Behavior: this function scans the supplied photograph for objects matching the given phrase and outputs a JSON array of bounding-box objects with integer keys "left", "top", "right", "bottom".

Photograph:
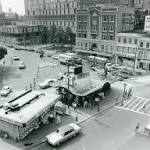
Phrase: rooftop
[
  {"left": 0, "top": 91, "right": 60, "bottom": 126},
  {"left": 117, "top": 32, "right": 150, "bottom": 39}
]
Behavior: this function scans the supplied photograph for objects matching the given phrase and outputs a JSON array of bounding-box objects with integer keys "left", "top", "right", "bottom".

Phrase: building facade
[
  {"left": 75, "top": 4, "right": 134, "bottom": 60},
  {"left": 78, "top": 0, "right": 135, "bottom": 9},
  {"left": 0, "top": 24, "right": 46, "bottom": 45},
  {"left": 24, "top": 0, "right": 77, "bottom": 32},
  {"left": 0, "top": 90, "right": 60, "bottom": 140},
  {"left": 116, "top": 33, "right": 150, "bottom": 72}
]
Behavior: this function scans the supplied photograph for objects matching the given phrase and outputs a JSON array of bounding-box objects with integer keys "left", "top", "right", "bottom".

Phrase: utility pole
[{"left": 67, "top": 61, "right": 70, "bottom": 91}]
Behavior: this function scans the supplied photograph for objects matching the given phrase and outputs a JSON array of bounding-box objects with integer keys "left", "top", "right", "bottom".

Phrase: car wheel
[
  {"left": 73, "top": 133, "right": 76, "bottom": 137},
  {"left": 56, "top": 142, "right": 60, "bottom": 146}
]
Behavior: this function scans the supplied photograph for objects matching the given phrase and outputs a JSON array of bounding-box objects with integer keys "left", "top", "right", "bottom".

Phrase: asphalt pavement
[{"left": 1, "top": 47, "right": 150, "bottom": 150}]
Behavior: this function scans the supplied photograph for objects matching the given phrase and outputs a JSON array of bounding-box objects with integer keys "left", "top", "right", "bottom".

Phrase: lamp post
[
  {"left": 67, "top": 60, "right": 70, "bottom": 91},
  {"left": 123, "top": 83, "right": 127, "bottom": 98}
]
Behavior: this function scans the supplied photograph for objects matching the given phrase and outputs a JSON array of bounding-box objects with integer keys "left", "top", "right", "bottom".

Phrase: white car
[
  {"left": 0, "top": 86, "right": 12, "bottom": 97},
  {"left": 13, "top": 56, "right": 20, "bottom": 61},
  {"left": 39, "top": 79, "right": 57, "bottom": 89},
  {"left": 46, "top": 123, "right": 81, "bottom": 146},
  {"left": 18, "top": 61, "right": 26, "bottom": 69},
  {"left": 52, "top": 55, "right": 59, "bottom": 60}
]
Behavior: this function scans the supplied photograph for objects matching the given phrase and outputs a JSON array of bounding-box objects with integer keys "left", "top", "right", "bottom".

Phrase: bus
[{"left": 59, "top": 53, "right": 82, "bottom": 65}]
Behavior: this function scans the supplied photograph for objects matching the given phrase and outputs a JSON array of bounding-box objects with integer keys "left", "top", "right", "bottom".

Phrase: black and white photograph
[{"left": 0, "top": 0, "right": 150, "bottom": 150}]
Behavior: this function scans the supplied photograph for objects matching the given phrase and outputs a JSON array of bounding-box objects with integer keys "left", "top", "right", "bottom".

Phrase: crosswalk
[{"left": 116, "top": 96, "right": 150, "bottom": 116}]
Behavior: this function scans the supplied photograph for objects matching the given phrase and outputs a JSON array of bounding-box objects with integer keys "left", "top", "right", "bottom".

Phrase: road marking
[{"left": 116, "top": 96, "right": 150, "bottom": 116}]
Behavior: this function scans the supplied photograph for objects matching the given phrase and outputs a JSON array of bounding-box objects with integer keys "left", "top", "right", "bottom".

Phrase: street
[
  {"left": 31, "top": 108, "right": 150, "bottom": 150},
  {"left": 1, "top": 48, "right": 150, "bottom": 150}
]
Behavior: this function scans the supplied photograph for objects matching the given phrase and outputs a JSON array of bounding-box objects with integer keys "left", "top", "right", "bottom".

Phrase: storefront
[{"left": 0, "top": 91, "right": 60, "bottom": 140}]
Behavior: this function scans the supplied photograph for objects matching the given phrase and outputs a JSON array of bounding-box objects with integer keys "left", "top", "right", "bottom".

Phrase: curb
[{"left": 77, "top": 102, "right": 117, "bottom": 125}]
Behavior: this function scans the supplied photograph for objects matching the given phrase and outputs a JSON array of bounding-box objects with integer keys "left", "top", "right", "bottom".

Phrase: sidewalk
[{"left": 65, "top": 106, "right": 91, "bottom": 124}]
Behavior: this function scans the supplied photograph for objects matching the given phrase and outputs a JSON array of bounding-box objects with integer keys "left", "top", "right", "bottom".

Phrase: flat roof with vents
[{"left": 0, "top": 91, "right": 60, "bottom": 126}]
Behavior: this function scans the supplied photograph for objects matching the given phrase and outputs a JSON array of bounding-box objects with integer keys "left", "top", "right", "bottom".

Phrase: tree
[
  {"left": 49, "top": 24, "right": 57, "bottom": 43},
  {"left": 134, "top": 9, "right": 145, "bottom": 30},
  {"left": 55, "top": 27, "right": 66, "bottom": 48},
  {"left": 40, "top": 27, "right": 49, "bottom": 44},
  {"left": 66, "top": 27, "right": 76, "bottom": 50},
  {"left": 0, "top": 47, "right": 7, "bottom": 60}
]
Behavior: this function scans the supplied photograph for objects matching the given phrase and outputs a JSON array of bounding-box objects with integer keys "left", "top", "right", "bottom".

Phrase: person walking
[
  {"left": 135, "top": 122, "right": 140, "bottom": 133},
  {"left": 56, "top": 115, "right": 61, "bottom": 125},
  {"left": 73, "top": 103, "right": 77, "bottom": 111}
]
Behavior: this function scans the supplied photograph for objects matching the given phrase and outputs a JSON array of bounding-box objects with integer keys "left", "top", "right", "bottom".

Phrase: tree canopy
[
  {"left": 0, "top": 47, "right": 7, "bottom": 60},
  {"left": 39, "top": 25, "right": 76, "bottom": 48}
]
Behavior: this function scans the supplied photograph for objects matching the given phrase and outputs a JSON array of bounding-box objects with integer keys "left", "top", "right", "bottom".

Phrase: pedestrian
[
  {"left": 73, "top": 103, "right": 77, "bottom": 111},
  {"left": 135, "top": 122, "right": 140, "bottom": 133},
  {"left": 56, "top": 115, "right": 61, "bottom": 125},
  {"left": 142, "top": 104, "right": 146, "bottom": 113},
  {"left": 84, "top": 101, "right": 88, "bottom": 109}
]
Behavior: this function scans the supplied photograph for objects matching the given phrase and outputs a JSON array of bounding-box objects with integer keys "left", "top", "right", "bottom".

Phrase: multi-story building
[
  {"left": 116, "top": 32, "right": 150, "bottom": 72},
  {"left": 75, "top": 4, "right": 135, "bottom": 60},
  {"left": 0, "top": 24, "right": 45, "bottom": 45},
  {"left": 24, "top": 0, "right": 77, "bottom": 32},
  {"left": 78, "top": 0, "right": 135, "bottom": 9}
]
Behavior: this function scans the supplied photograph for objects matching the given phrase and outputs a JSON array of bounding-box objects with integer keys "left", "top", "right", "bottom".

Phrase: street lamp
[
  {"left": 123, "top": 83, "right": 127, "bottom": 98},
  {"left": 67, "top": 60, "right": 70, "bottom": 91}
]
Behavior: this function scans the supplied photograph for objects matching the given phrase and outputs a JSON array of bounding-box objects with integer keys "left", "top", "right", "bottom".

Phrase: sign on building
[{"left": 144, "top": 16, "right": 150, "bottom": 32}]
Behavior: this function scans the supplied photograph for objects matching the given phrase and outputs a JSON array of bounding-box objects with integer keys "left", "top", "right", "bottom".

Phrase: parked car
[
  {"left": 52, "top": 55, "right": 59, "bottom": 60},
  {"left": 18, "top": 61, "right": 26, "bottom": 69},
  {"left": 0, "top": 86, "right": 12, "bottom": 97},
  {"left": 46, "top": 123, "right": 81, "bottom": 146},
  {"left": 13, "top": 56, "right": 20, "bottom": 61},
  {"left": 39, "top": 79, "right": 57, "bottom": 89},
  {"left": 54, "top": 101, "right": 67, "bottom": 115},
  {"left": 57, "top": 73, "right": 66, "bottom": 80}
]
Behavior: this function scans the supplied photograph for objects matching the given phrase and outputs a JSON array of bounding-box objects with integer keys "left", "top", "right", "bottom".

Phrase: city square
[{"left": 1, "top": 0, "right": 150, "bottom": 150}]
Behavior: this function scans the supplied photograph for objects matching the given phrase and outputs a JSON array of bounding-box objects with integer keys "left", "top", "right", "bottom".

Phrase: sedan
[
  {"left": 39, "top": 79, "right": 57, "bottom": 89},
  {"left": 46, "top": 123, "right": 81, "bottom": 146},
  {"left": 0, "top": 86, "right": 12, "bottom": 97},
  {"left": 18, "top": 61, "right": 26, "bottom": 69},
  {"left": 13, "top": 56, "right": 20, "bottom": 61}
]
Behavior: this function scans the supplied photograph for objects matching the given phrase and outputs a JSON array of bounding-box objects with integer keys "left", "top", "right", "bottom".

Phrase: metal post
[
  {"left": 67, "top": 62, "right": 70, "bottom": 91},
  {"left": 123, "top": 83, "right": 127, "bottom": 98}
]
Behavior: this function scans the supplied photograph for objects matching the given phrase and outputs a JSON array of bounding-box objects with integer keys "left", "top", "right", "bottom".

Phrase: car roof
[
  {"left": 57, "top": 125, "right": 74, "bottom": 134},
  {"left": 3, "top": 86, "right": 10, "bottom": 89}
]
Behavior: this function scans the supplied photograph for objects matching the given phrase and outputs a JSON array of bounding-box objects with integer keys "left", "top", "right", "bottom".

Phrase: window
[
  {"left": 85, "top": 43, "right": 87, "bottom": 48},
  {"left": 110, "top": 35, "right": 113, "bottom": 40},
  {"left": 146, "top": 43, "right": 149, "bottom": 48},
  {"left": 101, "top": 45, "right": 104, "bottom": 52},
  {"left": 103, "top": 27, "right": 107, "bottom": 31},
  {"left": 129, "top": 38, "right": 132, "bottom": 44},
  {"left": 118, "top": 37, "right": 121, "bottom": 42},
  {"left": 103, "top": 16, "right": 107, "bottom": 21},
  {"left": 102, "top": 34, "right": 107, "bottom": 40},
  {"left": 123, "top": 38, "right": 127, "bottom": 43},
  {"left": 140, "top": 42, "right": 143, "bottom": 47},
  {"left": 110, "top": 16, "right": 114, "bottom": 21},
  {"left": 109, "top": 26, "right": 113, "bottom": 31},
  {"left": 134, "top": 39, "right": 137, "bottom": 44}
]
